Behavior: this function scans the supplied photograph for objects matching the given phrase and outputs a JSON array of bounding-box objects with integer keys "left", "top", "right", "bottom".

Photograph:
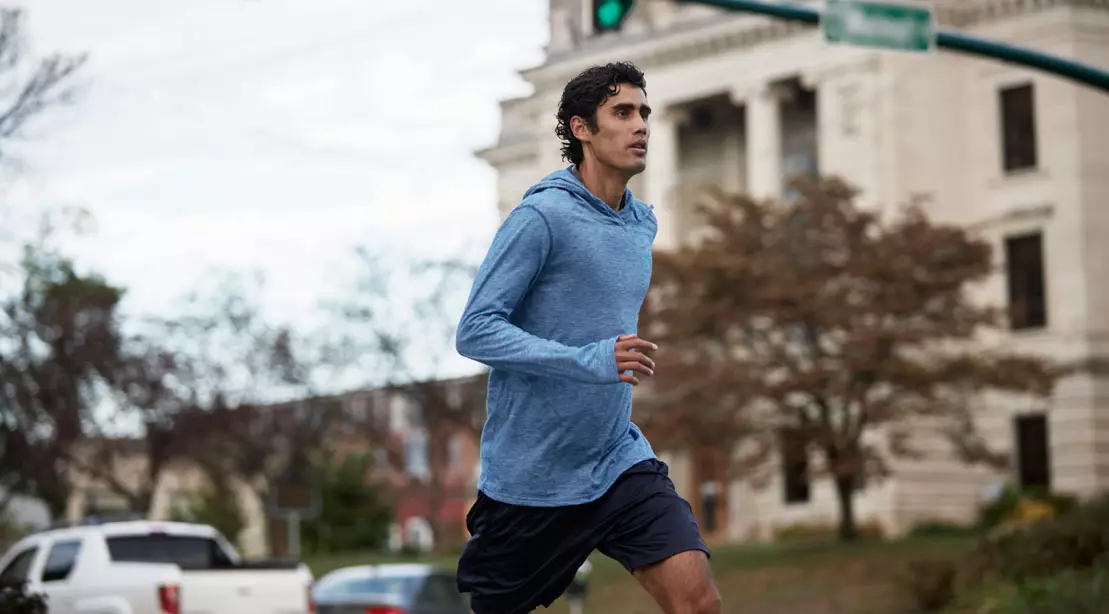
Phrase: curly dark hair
[{"left": 555, "top": 62, "right": 647, "bottom": 165}]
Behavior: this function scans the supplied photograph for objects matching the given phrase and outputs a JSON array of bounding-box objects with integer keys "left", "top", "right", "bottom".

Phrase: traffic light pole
[{"left": 675, "top": 0, "right": 1109, "bottom": 94}]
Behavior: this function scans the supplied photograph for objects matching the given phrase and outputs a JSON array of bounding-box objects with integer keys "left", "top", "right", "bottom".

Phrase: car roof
[{"left": 318, "top": 563, "right": 444, "bottom": 583}]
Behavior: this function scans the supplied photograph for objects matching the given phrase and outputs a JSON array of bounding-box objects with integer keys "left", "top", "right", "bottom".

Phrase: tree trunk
[
  {"left": 128, "top": 492, "right": 153, "bottom": 517},
  {"left": 39, "top": 481, "right": 69, "bottom": 521},
  {"left": 834, "top": 475, "right": 859, "bottom": 542}
]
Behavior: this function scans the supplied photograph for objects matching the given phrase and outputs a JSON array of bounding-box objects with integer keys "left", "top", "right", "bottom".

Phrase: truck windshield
[{"left": 106, "top": 534, "right": 235, "bottom": 570}]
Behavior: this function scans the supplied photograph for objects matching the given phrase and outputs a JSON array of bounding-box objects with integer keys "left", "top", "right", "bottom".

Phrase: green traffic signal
[{"left": 594, "top": 0, "right": 635, "bottom": 31}]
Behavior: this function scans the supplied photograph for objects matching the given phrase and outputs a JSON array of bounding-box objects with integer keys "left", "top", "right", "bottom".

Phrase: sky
[{"left": 10, "top": 0, "right": 548, "bottom": 346}]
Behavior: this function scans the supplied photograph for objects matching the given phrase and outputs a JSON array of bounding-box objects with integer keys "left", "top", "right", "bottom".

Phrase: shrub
[
  {"left": 1006, "top": 563, "right": 1109, "bottom": 614},
  {"left": 186, "top": 477, "right": 247, "bottom": 548},
  {"left": 0, "top": 582, "right": 48, "bottom": 614},
  {"left": 300, "top": 451, "right": 393, "bottom": 555},
  {"left": 977, "top": 485, "right": 1077, "bottom": 532},
  {"left": 931, "top": 493, "right": 1109, "bottom": 613},
  {"left": 0, "top": 514, "right": 34, "bottom": 554},
  {"left": 969, "top": 493, "right": 1109, "bottom": 584},
  {"left": 902, "top": 559, "right": 957, "bottom": 612},
  {"left": 980, "top": 489, "right": 1109, "bottom": 580},
  {"left": 948, "top": 561, "right": 1109, "bottom": 614}
]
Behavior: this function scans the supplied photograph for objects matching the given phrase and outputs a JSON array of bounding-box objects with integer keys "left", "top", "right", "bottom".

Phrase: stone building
[{"left": 477, "top": 0, "right": 1109, "bottom": 541}]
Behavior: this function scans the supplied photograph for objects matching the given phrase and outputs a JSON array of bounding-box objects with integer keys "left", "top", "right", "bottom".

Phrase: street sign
[
  {"left": 268, "top": 462, "right": 320, "bottom": 559},
  {"left": 822, "top": 0, "right": 935, "bottom": 53},
  {"left": 269, "top": 467, "right": 320, "bottom": 517}
]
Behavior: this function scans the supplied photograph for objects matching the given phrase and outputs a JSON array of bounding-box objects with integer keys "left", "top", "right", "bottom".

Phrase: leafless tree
[
  {"left": 335, "top": 248, "right": 485, "bottom": 548},
  {"left": 0, "top": 8, "right": 86, "bottom": 163}
]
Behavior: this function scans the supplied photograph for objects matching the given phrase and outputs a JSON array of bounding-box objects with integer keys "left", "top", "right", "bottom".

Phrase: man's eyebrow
[{"left": 611, "top": 102, "right": 651, "bottom": 115}]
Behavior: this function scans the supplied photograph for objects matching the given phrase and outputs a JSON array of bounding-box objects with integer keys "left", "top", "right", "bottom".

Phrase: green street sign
[{"left": 822, "top": 0, "right": 935, "bottom": 53}]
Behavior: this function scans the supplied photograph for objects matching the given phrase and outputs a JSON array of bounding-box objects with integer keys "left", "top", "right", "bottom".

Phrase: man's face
[{"left": 574, "top": 84, "right": 651, "bottom": 177}]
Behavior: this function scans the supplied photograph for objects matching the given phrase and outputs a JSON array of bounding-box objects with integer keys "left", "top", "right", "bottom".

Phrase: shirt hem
[{"left": 477, "top": 449, "right": 657, "bottom": 507}]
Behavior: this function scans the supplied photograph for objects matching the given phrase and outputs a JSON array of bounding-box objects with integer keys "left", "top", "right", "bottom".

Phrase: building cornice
[
  {"left": 523, "top": 14, "right": 807, "bottom": 91},
  {"left": 476, "top": 136, "right": 538, "bottom": 166},
  {"left": 955, "top": 0, "right": 1109, "bottom": 26},
  {"left": 522, "top": 0, "right": 1107, "bottom": 91},
  {"left": 973, "top": 204, "right": 1054, "bottom": 233},
  {"left": 478, "top": 0, "right": 1106, "bottom": 166}
]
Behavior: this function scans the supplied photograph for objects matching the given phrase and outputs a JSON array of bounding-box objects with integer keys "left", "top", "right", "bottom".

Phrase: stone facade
[{"left": 478, "top": 0, "right": 1109, "bottom": 540}]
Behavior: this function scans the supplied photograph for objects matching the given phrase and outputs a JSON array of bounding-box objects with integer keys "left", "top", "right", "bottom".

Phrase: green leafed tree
[
  {"left": 300, "top": 450, "right": 392, "bottom": 555},
  {"left": 175, "top": 475, "right": 247, "bottom": 548}
]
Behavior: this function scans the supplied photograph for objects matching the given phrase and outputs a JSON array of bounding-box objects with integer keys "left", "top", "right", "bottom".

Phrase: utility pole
[{"left": 591, "top": 0, "right": 1109, "bottom": 93}]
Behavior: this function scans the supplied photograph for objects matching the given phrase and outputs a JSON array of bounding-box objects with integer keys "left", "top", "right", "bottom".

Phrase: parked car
[
  {"left": 0, "top": 518, "right": 315, "bottom": 614},
  {"left": 312, "top": 563, "right": 469, "bottom": 614}
]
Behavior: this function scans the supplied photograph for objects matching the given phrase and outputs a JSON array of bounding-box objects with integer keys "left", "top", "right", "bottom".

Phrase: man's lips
[{"left": 630, "top": 140, "right": 647, "bottom": 153}]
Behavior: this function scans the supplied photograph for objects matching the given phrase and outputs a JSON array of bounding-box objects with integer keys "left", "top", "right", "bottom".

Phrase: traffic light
[{"left": 593, "top": 0, "right": 636, "bottom": 32}]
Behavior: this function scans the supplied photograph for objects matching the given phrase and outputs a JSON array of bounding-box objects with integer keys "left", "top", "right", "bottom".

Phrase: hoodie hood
[{"left": 522, "top": 166, "right": 652, "bottom": 225}]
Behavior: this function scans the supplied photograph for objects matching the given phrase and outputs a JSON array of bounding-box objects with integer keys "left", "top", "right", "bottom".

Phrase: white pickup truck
[{"left": 0, "top": 519, "right": 315, "bottom": 614}]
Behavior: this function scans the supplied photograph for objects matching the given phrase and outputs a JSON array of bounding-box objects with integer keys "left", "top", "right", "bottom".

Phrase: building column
[
  {"left": 645, "top": 107, "right": 683, "bottom": 250},
  {"left": 735, "top": 84, "right": 783, "bottom": 201},
  {"left": 802, "top": 58, "right": 884, "bottom": 209}
]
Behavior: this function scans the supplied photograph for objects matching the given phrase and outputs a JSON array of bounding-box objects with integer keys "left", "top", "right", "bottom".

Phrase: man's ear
[{"left": 570, "top": 115, "right": 593, "bottom": 143}]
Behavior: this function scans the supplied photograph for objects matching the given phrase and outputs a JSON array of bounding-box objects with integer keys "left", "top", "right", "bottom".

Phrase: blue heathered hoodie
[{"left": 455, "top": 166, "right": 658, "bottom": 506}]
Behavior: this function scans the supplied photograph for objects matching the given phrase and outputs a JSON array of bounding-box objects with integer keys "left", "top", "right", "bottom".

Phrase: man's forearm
[{"left": 456, "top": 314, "right": 618, "bottom": 384}]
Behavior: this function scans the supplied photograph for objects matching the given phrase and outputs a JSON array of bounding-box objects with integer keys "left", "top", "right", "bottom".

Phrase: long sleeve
[{"left": 455, "top": 205, "right": 619, "bottom": 384}]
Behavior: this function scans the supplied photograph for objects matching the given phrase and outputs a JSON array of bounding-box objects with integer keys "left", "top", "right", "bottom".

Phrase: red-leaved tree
[{"left": 639, "top": 176, "right": 1065, "bottom": 541}]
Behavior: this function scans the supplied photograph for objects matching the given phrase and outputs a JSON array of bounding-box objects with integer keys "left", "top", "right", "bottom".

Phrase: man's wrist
[{"left": 600, "top": 335, "right": 621, "bottom": 383}]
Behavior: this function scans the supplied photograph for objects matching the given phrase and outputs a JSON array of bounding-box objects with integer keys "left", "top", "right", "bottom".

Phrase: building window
[
  {"left": 780, "top": 84, "right": 818, "bottom": 200},
  {"left": 1015, "top": 414, "right": 1050, "bottom": 490},
  {"left": 1005, "top": 232, "right": 1047, "bottom": 330},
  {"left": 699, "top": 481, "right": 719, "bottom": 533},
  {"left": 389, "top": 395, "right": 407, "bottom": 431},
  {"left": 404, "top": 432, "right": 430, "bottom": 480},
  {"left": 406, "top": 400, "right": 424, "bottom": 430},
  {"left": 780, "top": 428, "right": 811, "bottom": 504},
  {"left": 446, "top": 436, "right": 462, "bottom": 468},
  {"left": 373, "top": 447, "right": 389, "bottom": 470},
  {"left": 999, "top": 83, "right": 1037, "bottom": 173},
  {"left": 346, "top": 395, "right": 368, "bottom": 423}
]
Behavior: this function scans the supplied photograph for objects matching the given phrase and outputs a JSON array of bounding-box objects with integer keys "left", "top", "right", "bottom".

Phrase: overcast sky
[{"left": 12, "top": 0, "right": 548, "bottom": 337}]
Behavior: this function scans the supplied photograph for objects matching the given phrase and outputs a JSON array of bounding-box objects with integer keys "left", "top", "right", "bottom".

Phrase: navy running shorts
[{"left": 455, "top": 458, "right": 710, "bottom": 614}]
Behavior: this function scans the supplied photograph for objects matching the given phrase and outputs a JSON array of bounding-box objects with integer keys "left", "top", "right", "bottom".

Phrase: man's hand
[{"left": 615, "top": 333, "right": 658, "bottom": 385}]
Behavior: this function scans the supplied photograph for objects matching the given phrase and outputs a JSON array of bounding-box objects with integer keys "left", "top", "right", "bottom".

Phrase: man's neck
[{"left": 575, "top": 160, "right": 627, "bottom": 211}]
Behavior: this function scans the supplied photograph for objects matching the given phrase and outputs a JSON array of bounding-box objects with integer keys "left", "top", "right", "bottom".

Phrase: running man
[{"left": 454, "top": 62, "right": 723, "bottom": 614}]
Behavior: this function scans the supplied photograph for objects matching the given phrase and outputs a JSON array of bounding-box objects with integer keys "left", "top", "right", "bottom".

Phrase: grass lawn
[{"left": 305, "top": 535, "right": 975, "bottom": 614}]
